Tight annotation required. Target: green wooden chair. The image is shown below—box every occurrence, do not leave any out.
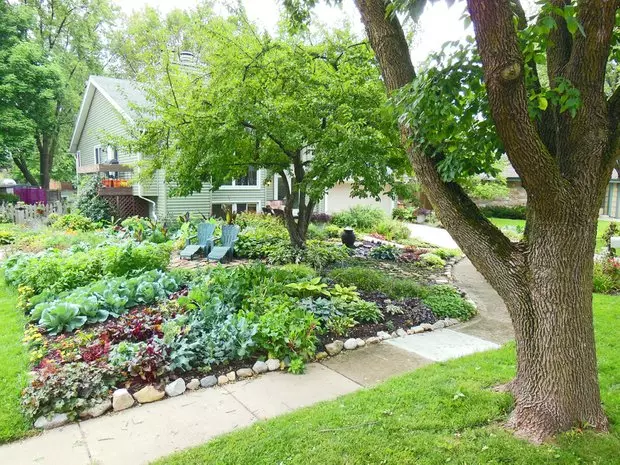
[207,225,240,263]
[179,222,216,260]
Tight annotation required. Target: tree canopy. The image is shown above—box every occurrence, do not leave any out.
[0,0,116,187]
[120,7,406,246]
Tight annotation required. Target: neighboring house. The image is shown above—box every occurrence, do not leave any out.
[602,171,620,219]
[69,76,395,220]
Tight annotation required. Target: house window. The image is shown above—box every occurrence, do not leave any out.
[220,166,259,188]
[94,145,103,164]
[76,151,81,166]
[274,174,300,208]
[211,203,258,219]
[107,145,118,162]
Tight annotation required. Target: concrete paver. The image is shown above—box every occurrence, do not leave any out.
[79,384,256,465]
[0,424,89,465]
[387,329,500,362]
[320,344,432,386]
[223,362,361,419]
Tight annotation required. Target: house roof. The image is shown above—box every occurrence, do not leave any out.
[69,75,148,153]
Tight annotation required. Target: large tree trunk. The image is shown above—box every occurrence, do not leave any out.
[503,210,607,442]
[37,134,55,189]
[353,0,613,442]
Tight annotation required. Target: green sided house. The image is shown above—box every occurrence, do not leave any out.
[69,76,395,220]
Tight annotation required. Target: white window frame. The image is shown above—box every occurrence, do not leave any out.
[106,145,118,162]
[219,166,261,190]
[211,201,261,217]
[94,145,103,164]
[76,151,81,167]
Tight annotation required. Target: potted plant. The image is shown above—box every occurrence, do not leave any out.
[414,207,431,224]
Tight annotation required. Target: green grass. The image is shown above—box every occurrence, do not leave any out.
[155,294,620,465]
[490,218,613,249]
[0,280,31,444]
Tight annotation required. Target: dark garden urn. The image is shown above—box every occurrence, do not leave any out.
[341,227,356,248]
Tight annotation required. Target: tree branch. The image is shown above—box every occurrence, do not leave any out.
[546,0,573,83]
[609,85,620,128]
[467,0,565,198]
[241,122,294,158]
[13,155,39,187]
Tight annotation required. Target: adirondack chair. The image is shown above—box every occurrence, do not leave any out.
[207,225,240,263]
[179,222,216,260]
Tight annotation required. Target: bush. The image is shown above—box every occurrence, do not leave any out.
[369,244,402,260]
[75,175,113,222]
[392,207,416,222]
[120,216,171,243]
[310,213,331,224]
[374,219,410,241]
[328,266,423,299]
[0,230,15,244]
[331,206,387,230]
[479,205,526,220]
[433,248,461,260]
[99,242,172,277]
[593,258,620,293]
[0,193,20,204]
[418,253,446,268]
[422,285,476,320]
[51,213,98,232]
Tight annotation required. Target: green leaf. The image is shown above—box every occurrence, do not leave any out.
[537,96,548,111]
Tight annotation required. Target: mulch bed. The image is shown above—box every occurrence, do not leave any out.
[319,291,437,345]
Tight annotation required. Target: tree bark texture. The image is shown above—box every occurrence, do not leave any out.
[353,0,617,442]
[13,155,39,187]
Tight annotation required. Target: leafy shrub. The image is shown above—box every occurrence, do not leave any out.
[310,213,331,224]
[325,224,341,238]
[374,219,410,241]
[75,175,113,222]
[298,297,339,323]
[479,205,527,220]
[369,244,402,260]
[22,361,117,420]
[336,299,382,323]
[303,240,349,269]
[418,253,446,268]
[251,299,319,364]
[433,248,461,260]
[236,212,283,230]
[2,242,172,296]
[328,266,423,299]
[120,216,170,243]
[422,285,476,320]
[326,315,356,336]
[285,277,330,298]
[0,230,15,244]
[0,193,20,204]
[392,206,416,221]
[331,205,387,230]
[13,229,106,253]
[603,223,620,257]
[593,258,620,293]
[50,213,98,232]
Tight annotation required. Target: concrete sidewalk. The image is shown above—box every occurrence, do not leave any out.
[407,223,459,249]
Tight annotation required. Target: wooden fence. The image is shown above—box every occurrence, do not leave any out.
[0,201,66,224]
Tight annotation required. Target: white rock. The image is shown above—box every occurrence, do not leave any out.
[252,360,269,374]
[356,338,366,347]
[187,379,200,390]
[79,400,112,419]
[34,413,69,430]
[411,325,425,334]
[217,375,229,386]
[377,331,391,340]
[396,328,407,337]
[112,389,135,411]
[266,359,280,371]
[165,378,186,397]
[432,320,446,330]
[237,368,254,378]
[420,323,434,331]
[344,338,358,350]
[325,340,344,356]
[435,279,450,284]
[226,371,236,382]
[201,375,218,388]
[366,336,380,344]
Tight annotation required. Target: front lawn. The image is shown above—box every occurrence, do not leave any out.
[155,294,620,465]
[489,218,612,250]
[0,280,30,444]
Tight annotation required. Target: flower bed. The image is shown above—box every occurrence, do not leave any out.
[18,261,476,428]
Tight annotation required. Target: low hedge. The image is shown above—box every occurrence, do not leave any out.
[479,205,526,220]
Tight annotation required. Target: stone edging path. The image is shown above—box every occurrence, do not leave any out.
[0,228,514,465]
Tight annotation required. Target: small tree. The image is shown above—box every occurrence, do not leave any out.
[121,9,405,247]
